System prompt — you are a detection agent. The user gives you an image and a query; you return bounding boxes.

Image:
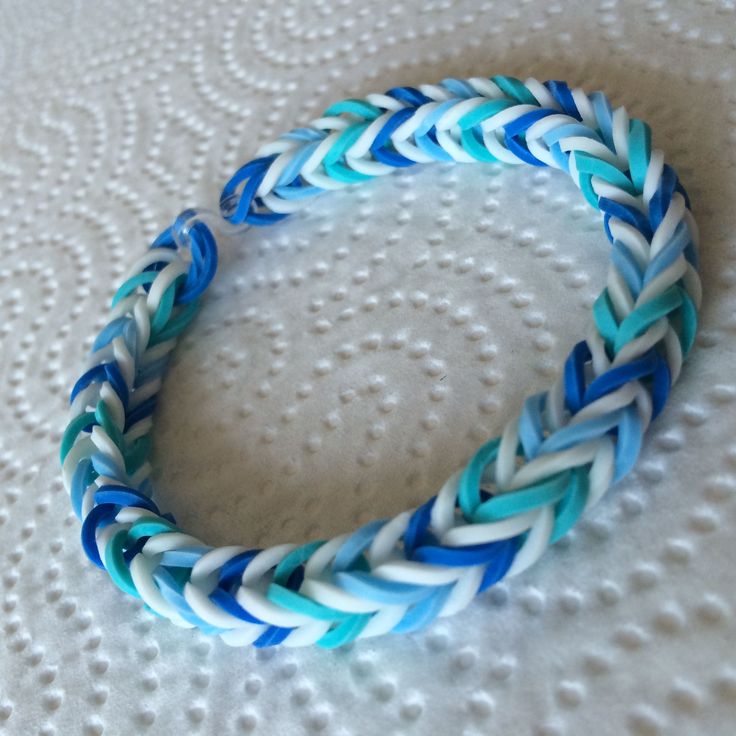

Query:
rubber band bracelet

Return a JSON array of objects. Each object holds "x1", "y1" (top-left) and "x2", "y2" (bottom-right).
[{"x1": 61, "y1": 75, "x2": 701, "y2": 649}]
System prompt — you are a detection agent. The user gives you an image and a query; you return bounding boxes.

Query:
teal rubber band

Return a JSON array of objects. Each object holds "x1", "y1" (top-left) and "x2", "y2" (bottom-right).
[{"x1": 628, "y1": 118, "x2": 652, "y2": 193}]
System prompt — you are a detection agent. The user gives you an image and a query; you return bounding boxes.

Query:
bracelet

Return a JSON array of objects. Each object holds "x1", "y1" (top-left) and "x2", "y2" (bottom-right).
[{"x1": 61, "y1": 75, "x2": 700, "y2": 649}]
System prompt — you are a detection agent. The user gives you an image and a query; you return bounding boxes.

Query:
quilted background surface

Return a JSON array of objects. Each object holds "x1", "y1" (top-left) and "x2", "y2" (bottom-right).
[{"x1": 1, "y1": 1, "x2": 736, "y2": 734}]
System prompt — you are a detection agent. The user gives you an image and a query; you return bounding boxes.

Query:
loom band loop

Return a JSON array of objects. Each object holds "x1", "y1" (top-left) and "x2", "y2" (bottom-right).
[
  {"x1": 459, "y1": 126, "x2": 499, "y2": 163},
  {"x1": 184, "y1": 566, "x2": 272, "y2": 634},
  {"x1": 582, "y1": 348, "x2": 671, "y2": 416},
  {"x1": 124, "y1": 444, "x2": 151, "y2": 481},
  {"x1": 60, "y1": 411, "x2": 97, "y2": 463},
  {"x1": 270, "y1": 179, "x2": 324, "y2": 203},
  {"x1": 549, "y1": 466, "x2": 590, "y2": 543},
  {"x1": 134, "y1": 354, "x2": 171, "y2": 389},
  {"x1": 542, "y1": 134, "x2": 616, "y2": 167},
  {"x1": 419, "y1": 97, "x2": 485, "y2": 137},
  {"x1": 215, "y1": 548, "x2": 261, "y2": 590},
  {"x1": 316, "y1": 613, "x2": 373, "y2": 649},
  {"x1": 611, "y1": 404, "x2": 644, "y2": 480},
  {"x1": 207, "y1": 586, "x2": 265, "y2": 625},
  {"x1": 674, "y1": 178, "x2": 692, "y2": 213},
  {"x1": 413, "y1": 98, "x2": 467, "y2": 137},
  {"x1": 563, "y1": 340, "x2": 593, "y2": 414},
  {"x1": 219, "y1": 154, "x2": 289, "y2": 225},
  {"x1": 457, "y1": 437, "x2": 502, "y2": 520},
  {"x1": 91, "y1": 315, "x2": 136, "y2": 354},
  {"x1": 177, "y1": 227, "x2": 218, "y2": 305},
  {"x1": 169, "y1": 207, "x2": 200, "y2": 248},
  {"x1": 504, "y1": 128, "x2": 548, "y2": 167},
  {"x1": 271, "y1": 141, "x2": 324, "y2": 192},
  {"x1": 272, "y1": 540, "x2": 326, "y2": 587},
  {"x1": 612, "y1": 240, "x2": 644, "y2": 298},
  {"x1": 127, "y1": 240, "x2": 182, "y2": 297},
  {"x1": 70, "y1": 361, "x2": 129, "y2": 410},
  {"x1": 544, "y1": 80, "x2": 582, "y2": 120},
  {"x1": 322, "y1": 98, "x2": 383, "y2": 120},
  {"x1": 137, "y1": 252, "x2": 182, "y2": 288},
  {"x1": 85, "y1": 513, "x2": 183, "y2": 576},
  {"x1": 81, "y1": 503, "x2": 126, "y2": 568},
  {"x1": 102, "y1": 428, "x2": 149, "y2": 482},
  {"x1": 182, "y1": 546, "x2": 247, "y2": 594},
  {"x1": 94, "y1": 399, "x2": 123, "y2": 450},
  {"x1": 502, "y1": 107, "x2": 560, "y2": 139},
  {"x1": 673, "y1": 286, "x2": 698, "y2": 357},
  {"x1": 219, "y1": 156, "x2": 274, "y2": 220},
  {"x1": 322, "y1": 124, "x2": 376, "y2": 185},
  {"x1": 573, "y1": 151, "x2": 639, "y2": 210},
  {"x1": 391, "y1": 585, "x2": 453, "y2": 634},
  {"x1": 560, "y1": 141, "x2": 624, "y2": 176},
  {"x1": 126, "y1": 516, "x2": 182, "y2": 547},
  {"x1": 152, "y1": 566, "x2": 229, "y2": 635},
  {"x1": 537, "y1": 407, "x2": 628, "y2": 456},
  {"x1": 257, "y1": 143, "x2": 322, "y2": 196},
  {"x1": 148, "y1": 298, "x2": 200, "y2": 347},
  {"x1": 89, "y1": 438, "x2": 126, "y2": 477},
  {"x1": 649, "y1": 163, "x2": 680, "y2": 230},
  {"x1": 94, "y1": 484, "x2": 160, "y2": 511},
  {"x1": 332, "y1": 571, "x2": 435, "y2": 606},
  {"x1": 492, "y1": 74, "x2": 538, "y2": 105},
  {"x1": 594, "y1": 289, "x2": 627, "y2": 354},
  {"x1": 125, "y1": 541, "x2": 211, "y2": 611},
  {"x1": 386, "y1": 86, "x2": 433, "y2": 107},
  {"x1": 266, "y1": 582, "x2": 355, "y2": 621},
  {"x1": 477, "y1": 535, "x2": 520, "y2": 591},
  {"x1": 369, "y1": 107, "x2": 418, "y2": 167},
  {"x1": 411, "y1": 534, "x2": 520, "y2": 570},
  {"x1": 648, "y1": 357, "x2": 672, "y2": 420},
  {"x1": 151, "y1": 223, "x2": 178, "y2": 251},
  {"x1": 189, "y1": 554, "x2": 265, "y2": 628},
  {"x1": 128, "y1": 553, "x2": 195, "y2": 626},
  {"x1": 589, "y1": 90, "x2": 615, "y2": 151},
  {"x1": 643, "y1": 220, "x2": 692, "y2": 286},
  {"x1": 146, "y1": 275, "x2": 183, "y2": 337},
  {"x1": 468, "y1": 471, "x2": 570, "y2": 524},
  {"x1": 123, "y1": 394, "x2": 157, "y2": 431},
  {"x1": 112, "y1": 271, "x2": 156, "y2": 308},
  {"x1": 332, "y1": 519, "x2": 388, "y2": 573},
  {"x1": 412, "y1": 127, "x2": 456, "y2": 163},
  {"x1": 403, "y1": 496, "x2": 438, "y2": 557},
  {"x1": 121, "y1": 534, "x2": 150, "y2": 565},
  {"x1": 71, "y1": 460, "x2": 95, "y2": 519},
  {"x1": 518, "y1": 392, "x2": 547, "y2": 459},
  {"x1": 282, "y1": 127, "x2": 327, "y2": 145},
  {"x1": 159, "y1": 545, "x2": 212, "y2": 569},
  {"x1": 254, "y1": 625, "x2": 294, "y2": 649},
  {"x1": 628, "y1": 118, "x2": 652, "y2": 193},
  {"x1": 606, "y1": 284, "x2": 688, "y2": 354},
  {"x1": 148, "y1": 217, "x2": 219, "y2": 307},
  {"x1": 599, "y1": 197, "x2": 654, "y2": 241},
  {"x1": 551, "y1": 140, "x2": 574, "y2": 174},
  {"x1": 456, "y1": 98, "x2": 517, "y2": 131},
  {"x1": 526, "y1": 122, "x2": 603, "y2": 172},
  {"x1": 236, "y1": 579, "x2": 335, "y2": 631},
  {"x1": 105, "y1": 526, "x2": 144, "y2": 598},
  {"x1": 111, "y1": 270, "x2": 174, "y2": 311},
  {"x1": 441, "y1": 77, "x2": 480, "y2": 98}
]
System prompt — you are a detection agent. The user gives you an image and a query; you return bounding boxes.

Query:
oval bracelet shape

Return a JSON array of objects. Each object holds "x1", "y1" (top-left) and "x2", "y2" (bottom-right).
[{"x1": 61, "y1": 75, "x2": 701, "y2": 649}]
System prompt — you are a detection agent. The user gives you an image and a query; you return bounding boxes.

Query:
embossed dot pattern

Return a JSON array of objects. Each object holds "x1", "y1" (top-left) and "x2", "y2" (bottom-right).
[{"x1": 1, "y1": 1, "x2": 736, "y2": 735}]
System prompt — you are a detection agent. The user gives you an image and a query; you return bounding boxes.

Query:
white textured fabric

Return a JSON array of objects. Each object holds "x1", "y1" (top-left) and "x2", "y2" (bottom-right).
[{"x1": 1, "y1": 2, "x2": 735, "y2": 735}]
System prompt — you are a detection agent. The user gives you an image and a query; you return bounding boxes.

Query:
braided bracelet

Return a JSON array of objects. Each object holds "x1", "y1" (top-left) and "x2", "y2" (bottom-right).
[{"x1": 61, "y1": 75, "x2": 700, "y2": 649}]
